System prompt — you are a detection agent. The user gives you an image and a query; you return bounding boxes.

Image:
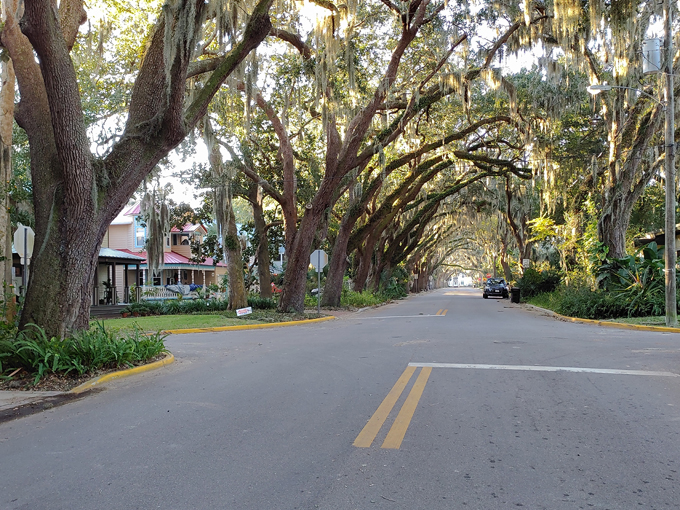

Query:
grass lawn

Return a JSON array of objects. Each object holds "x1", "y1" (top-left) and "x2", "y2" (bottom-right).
[
  {"x1": 92, "y1": 309, "x2": 323, "y2": 333},
  {"x1": 600, "y1": 316, "x2": 680, "y2": 327}
]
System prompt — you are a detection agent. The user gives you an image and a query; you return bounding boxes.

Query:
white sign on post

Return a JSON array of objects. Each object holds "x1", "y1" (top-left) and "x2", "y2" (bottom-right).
[
  {"x1": 14, "y1": 224, "x2": 35, "y2": 295},
  {"x1": 310, "y1": 249, "x2": 327, "y2": 314},
  {"x1": 310, "y1": 249, "x2": 328, "y2": 270},
  {"x1": 14, "y1": 223, "x2": 35, "y2": 264}
]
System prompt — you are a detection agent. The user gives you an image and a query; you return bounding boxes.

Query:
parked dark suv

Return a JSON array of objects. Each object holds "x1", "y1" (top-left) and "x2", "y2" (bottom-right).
[{"x1": 483, "y1": 278, "x2": 509, "y2": 299}]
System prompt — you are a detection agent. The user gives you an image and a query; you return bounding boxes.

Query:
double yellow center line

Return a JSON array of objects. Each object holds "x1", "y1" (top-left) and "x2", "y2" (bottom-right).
[
  {"x1": 436, "y1": 309, "x2": 448, "y2": 315},
  {"x1": 353, "y1": 366, "x2": 432, "y2": 449}
]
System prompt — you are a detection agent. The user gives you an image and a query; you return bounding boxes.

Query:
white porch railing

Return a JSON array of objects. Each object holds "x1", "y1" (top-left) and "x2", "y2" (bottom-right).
[
  {"x1": 139, "y1": 285, "x2": 190, "y2": 300},
  {"x1": 137, "y1": 285, "x2": 225, "y2": 301}
]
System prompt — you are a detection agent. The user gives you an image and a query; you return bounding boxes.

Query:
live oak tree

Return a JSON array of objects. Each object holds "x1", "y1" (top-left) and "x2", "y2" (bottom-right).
[
  {"x1": 531, "y1": 0, "x2": 677, "y2": 258},
  {"x1": 0, "y1": 0, "x2": 275, "y2": 337},
  {"x1": 203, "y1": 117, "x2": 248, "y2": 309},
  {"x1": 0, "y1": 0, "x2": 17, "y2": 295},
  {"x1": 224, "y1": 0, "x2": 552, "y2": 312}
]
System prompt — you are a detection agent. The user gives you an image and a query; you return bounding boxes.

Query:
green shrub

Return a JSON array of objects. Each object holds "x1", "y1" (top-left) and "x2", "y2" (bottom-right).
[
  {"x1": 516, "y1": 268, "x2": 562, "y2": 299},
  {"x1": 591, "y1": 241, "x2": 666, "y2": 317},
  {"x1": 551, "y1": 286, "x2": 629, "y2": 319},
  {"x1": 206, "y1": 297, "x2": 229, "y2": 312},
  {"x1": 248, "y1": 295, "x2": 278, "y2": 309},
  {"x1": 340, "y1": 290, "x2": 386, "y2": 308},
  {"x1": 180, "y1": 299, "x2": 209, "y2": 314},
  {"x1": 161, "y1": 300, "x2": 184, "y2": 315},
  {"x1": 379, "y1": 265, "x2": 409, "y2": 300},
  {"x1": 121, "y1": 302, "x2": 152, "y2": 316},
  {"x1": 304, "y1": 294, "x2": 317, "y2": 308},
  {"x1": 3, "y1": 322, "x2": 167, "y2": 384}
]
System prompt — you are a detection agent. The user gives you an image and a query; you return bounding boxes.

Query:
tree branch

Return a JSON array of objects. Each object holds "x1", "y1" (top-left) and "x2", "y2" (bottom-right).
[{"x1": 269, "y1": 27, "x2": 312, "y2": 59}]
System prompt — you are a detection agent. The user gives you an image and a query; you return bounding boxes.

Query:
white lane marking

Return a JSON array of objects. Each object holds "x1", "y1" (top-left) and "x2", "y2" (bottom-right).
[
  {"x1": 408, "y1": 362, "x2": 679, "y2": 378},
  {"x1": 346, "y1": 315, "x2": 446, "y2": 319}
]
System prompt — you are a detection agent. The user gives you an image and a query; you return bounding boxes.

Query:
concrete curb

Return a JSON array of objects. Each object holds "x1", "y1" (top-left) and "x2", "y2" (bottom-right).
[
  {"x1": 161, "y1": 315, "x2": 336, "y2": 335},
  {"x1": 70, "y1": 353, "x2": 175, "y2": 394},
  {"x1": 526, "y1": 304, "x2": 680, "y2": 333}
]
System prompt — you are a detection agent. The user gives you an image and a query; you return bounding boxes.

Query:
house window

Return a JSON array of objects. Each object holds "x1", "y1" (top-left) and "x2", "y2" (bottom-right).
[
  {"x1": 134, "y1": 216, "x2": 146, "y2": 248},
  {"x1": 165, "y1": 236, "x2": 170, "y2": 248}
]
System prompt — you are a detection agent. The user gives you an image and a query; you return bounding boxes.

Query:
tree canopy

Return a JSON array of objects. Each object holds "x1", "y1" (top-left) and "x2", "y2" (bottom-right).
[{"x1": 2, "y1": 0, "x2": 679, "y2": 334}]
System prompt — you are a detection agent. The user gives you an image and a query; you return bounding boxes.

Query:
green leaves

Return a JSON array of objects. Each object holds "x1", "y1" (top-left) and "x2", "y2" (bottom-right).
[{"x1": 1, "y1": 323, "x2": 167, "y2": 384}]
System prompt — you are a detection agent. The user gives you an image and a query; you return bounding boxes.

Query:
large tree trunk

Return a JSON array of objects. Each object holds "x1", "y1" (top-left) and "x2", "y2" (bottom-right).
[
  {"x1": 353, "y1": 231, "x2": 382, "y2": 292},
  {"x1": 22, "y1": 199, "x2": 103, "y2": 337},
  {"x1": 1, "y1": 0, "x2": 273, "y2": 337},
  {"x1": 250, "y1": 185, "x2": 272, "y2": 299},
  {"x1": 353, "y1": 247, "x2": 370, "y2": 293},
  {"x1": 0, "y1": 69, "x2": 12, "y2": 294},
  {"x1": 598, "y1": 191, "x2": 635, "y2": 258},
  {"x1": 322, "y1": 218, "x2": 352, "y2": 307},
  {"x1": 277, "y1": 209, "x2": 321, "y2": 312},
  {"x1": 225, "y1": 203, "x2": 247, "y2": 310}
]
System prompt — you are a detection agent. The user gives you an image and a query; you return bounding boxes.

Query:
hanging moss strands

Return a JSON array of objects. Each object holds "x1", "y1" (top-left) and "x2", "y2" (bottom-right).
[{"x1": 141, "y1": 188, "x2": 170, "y2": 284}]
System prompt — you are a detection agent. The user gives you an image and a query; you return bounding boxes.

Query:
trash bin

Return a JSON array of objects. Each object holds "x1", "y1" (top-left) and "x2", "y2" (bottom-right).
[{"x1": 510, "y1": 287, "x2": 521, "y2": 303}]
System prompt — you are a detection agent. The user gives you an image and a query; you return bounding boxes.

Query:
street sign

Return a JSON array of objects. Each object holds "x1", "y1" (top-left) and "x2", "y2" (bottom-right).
[
  {"x1": 310, "y1": 249, "x2": 328, "y2": 315},
  {"x1": 522, "y1": 259, "x2": 530, "y2": 269},
  {"x1": 14, "y1": 223, "x2": 35, "y2": 260},
  {"x1": 310, "y1": 249, "x2": 328, "y2": 270},
  {"x1": 14, "y1": 224, "x2": 35, "y2": 296}
]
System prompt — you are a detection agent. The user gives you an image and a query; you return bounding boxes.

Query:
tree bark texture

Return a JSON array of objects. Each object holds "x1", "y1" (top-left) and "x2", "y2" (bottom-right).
[
  {"x1": 597, "y1": 191, "x2": 636, "y2": 259},
  {"x1": 0, "y1": 49, "x2": 13, "y2": 290},
  {"x1": 250, "y1": 185, "x2": 273, "y2": 299},
  {"x1": 1, "y1": 0, "x2": 273, "y2": 336},
  {"x1": 225, "y1": 204, "x2": 247, "y2": 310},
  {"x1": 322, "y1": 214, "x2": 353, "y2": 307}
]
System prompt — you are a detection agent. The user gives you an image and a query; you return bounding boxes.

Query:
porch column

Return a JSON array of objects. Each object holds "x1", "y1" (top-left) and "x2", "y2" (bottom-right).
[
  {"x1": 111, "y1": 261, "x2": 118, "y2": 305},
  {"x1": 124, "y1": 264, "x2": 129, "y2": 302},
  {"x1": 191, "y1": 270, "x2": 195, "y2": 284}
]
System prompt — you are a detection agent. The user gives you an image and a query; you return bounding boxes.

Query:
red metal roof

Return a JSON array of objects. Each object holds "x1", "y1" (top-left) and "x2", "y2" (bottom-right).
[
  {"x1": 123, "y1": 203, "x2": 141, "y2": 216},
  {"x1": 170, "y1": 223, "x2": 206, "y2": 233},
  {"x1": 117, "y1": 249, "x2": 226, "y2": 267}
]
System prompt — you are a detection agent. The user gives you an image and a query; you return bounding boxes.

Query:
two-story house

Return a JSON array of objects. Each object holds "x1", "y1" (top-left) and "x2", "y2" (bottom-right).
[{"x1": 99, "y1": 203, "x2": 227, "y2": 303}]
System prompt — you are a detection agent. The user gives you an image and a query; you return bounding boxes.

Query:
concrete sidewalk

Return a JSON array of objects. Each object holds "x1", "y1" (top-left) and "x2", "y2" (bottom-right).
[{"x1": 0, "y1": 391, "x2": 63, "y2": 412}]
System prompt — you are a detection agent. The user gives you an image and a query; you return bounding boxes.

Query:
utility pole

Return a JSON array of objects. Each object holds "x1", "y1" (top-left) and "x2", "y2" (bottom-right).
[{"x1": 664, "y1": 0, "x2": 677, "y2": 326}]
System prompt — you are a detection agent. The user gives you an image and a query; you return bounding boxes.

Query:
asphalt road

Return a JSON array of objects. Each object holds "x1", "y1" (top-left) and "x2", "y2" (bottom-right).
[{"x1": 2, "y1": 288, "x2": 680, "y2": 509}]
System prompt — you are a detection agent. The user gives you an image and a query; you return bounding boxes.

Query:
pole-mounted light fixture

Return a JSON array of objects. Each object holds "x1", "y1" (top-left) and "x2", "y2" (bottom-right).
[
  {"x1": 586, "y1": 84, "x2": 613, "y2": 95},
  {"x1": 586, "y1": 84, "x2": 662, "y2": 104}
]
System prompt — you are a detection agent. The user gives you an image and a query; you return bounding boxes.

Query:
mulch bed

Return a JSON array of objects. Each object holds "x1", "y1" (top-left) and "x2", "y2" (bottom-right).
[{"x1": 1, "y1": 369, "x2": 112, "y2": 392}]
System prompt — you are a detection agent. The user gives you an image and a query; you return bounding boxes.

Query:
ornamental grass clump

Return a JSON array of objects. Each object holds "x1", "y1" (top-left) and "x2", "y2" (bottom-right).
[{"x1": 1, "y1": 322, "x2": 167, "y2": 384}]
